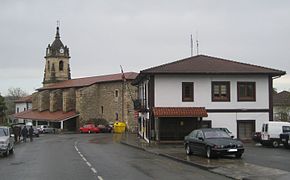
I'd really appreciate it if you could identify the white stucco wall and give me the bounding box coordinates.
[15,102,32,123]
[154,74,269,109]
[15,102,32,113]
[204,112,269,137]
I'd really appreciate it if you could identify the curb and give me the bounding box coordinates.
[120,140,215,170]
[158,153,213,171]
[120,140,239,179]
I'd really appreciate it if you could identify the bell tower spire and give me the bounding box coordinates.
[55,20,60,39]
[43,25,71,87]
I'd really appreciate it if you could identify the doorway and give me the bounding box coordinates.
[237,120,255,140]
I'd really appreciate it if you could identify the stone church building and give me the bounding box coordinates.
[14,27,138,132]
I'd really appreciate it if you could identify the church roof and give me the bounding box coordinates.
[13,110,78,122]
[38,72,138,91]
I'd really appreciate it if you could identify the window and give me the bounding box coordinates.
[101,106,104,114]
[237,82,256,101]
[59,60,64,71]
[48,61,50,70]
[17,107,19,113]
[115,90,119,98]
[212,81,230,101]
[196,131,204,139]
[182,82,194,102]
[282,126,290,133]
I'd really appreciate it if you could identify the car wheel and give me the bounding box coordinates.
[186,144,192,155]
[3,148,9,157]
[9,147,14,154]
[235,153,242,158]
[272,140,279,148]
[206,146,212,159]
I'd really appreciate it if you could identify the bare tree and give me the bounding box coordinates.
[7,87,28,98]
[0,94,7,124]
[4,87,28,115]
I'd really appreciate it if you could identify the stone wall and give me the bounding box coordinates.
[96,80,137,132]
[43,57,70,87]
[38,90,50,111]
[76,84,99,126]
[32,92,39,110]
[63,88,76,112]
[50,89,62,112]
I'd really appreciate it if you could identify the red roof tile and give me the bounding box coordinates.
[142,55,285,75]
[153,107,208,117]
[14,95,32,103]
[38,72,138,90]
[133,55,285,85]
[13,110,79,122]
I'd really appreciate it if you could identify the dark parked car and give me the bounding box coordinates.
[184,128,244,158]
[97,124,113,133]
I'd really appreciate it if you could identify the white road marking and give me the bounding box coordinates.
[86,162,92,167]
[74,141,103,179]
[91,168,97,174]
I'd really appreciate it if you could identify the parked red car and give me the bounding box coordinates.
[79,124,100,133]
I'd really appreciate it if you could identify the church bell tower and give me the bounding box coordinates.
[43,26,71,87]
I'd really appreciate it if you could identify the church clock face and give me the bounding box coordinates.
[59,48,64,53]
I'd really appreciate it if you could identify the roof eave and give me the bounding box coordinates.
[140,71,286,76]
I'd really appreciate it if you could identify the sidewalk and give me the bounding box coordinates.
[120,133,290,180]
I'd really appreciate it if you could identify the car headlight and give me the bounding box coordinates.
[237,144,243,147]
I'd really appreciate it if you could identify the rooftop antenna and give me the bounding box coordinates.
[195,31,199,55]
[190,34,193,57]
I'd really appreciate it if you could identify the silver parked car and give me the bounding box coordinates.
[38,125,55,134]
[0,126,15,157]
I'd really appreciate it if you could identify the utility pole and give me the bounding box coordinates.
[120,66,125,123]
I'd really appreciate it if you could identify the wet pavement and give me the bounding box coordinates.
[120,133,290,180]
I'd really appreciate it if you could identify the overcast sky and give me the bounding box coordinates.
[0,0,289,95]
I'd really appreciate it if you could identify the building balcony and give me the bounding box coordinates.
[133,99,148,112]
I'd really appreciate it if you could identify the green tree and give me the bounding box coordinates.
[0,94,7,124]
[4,87,28,115]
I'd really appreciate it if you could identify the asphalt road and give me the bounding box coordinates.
[244,143,290,172]
[0,134,229,180]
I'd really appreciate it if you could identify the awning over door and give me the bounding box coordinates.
[153,107,208,117]
[13,110,79,122]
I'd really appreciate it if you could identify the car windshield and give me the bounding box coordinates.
[0,128,8,136]
[204,130,230,139]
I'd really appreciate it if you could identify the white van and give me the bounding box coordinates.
[261,121,290,148]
